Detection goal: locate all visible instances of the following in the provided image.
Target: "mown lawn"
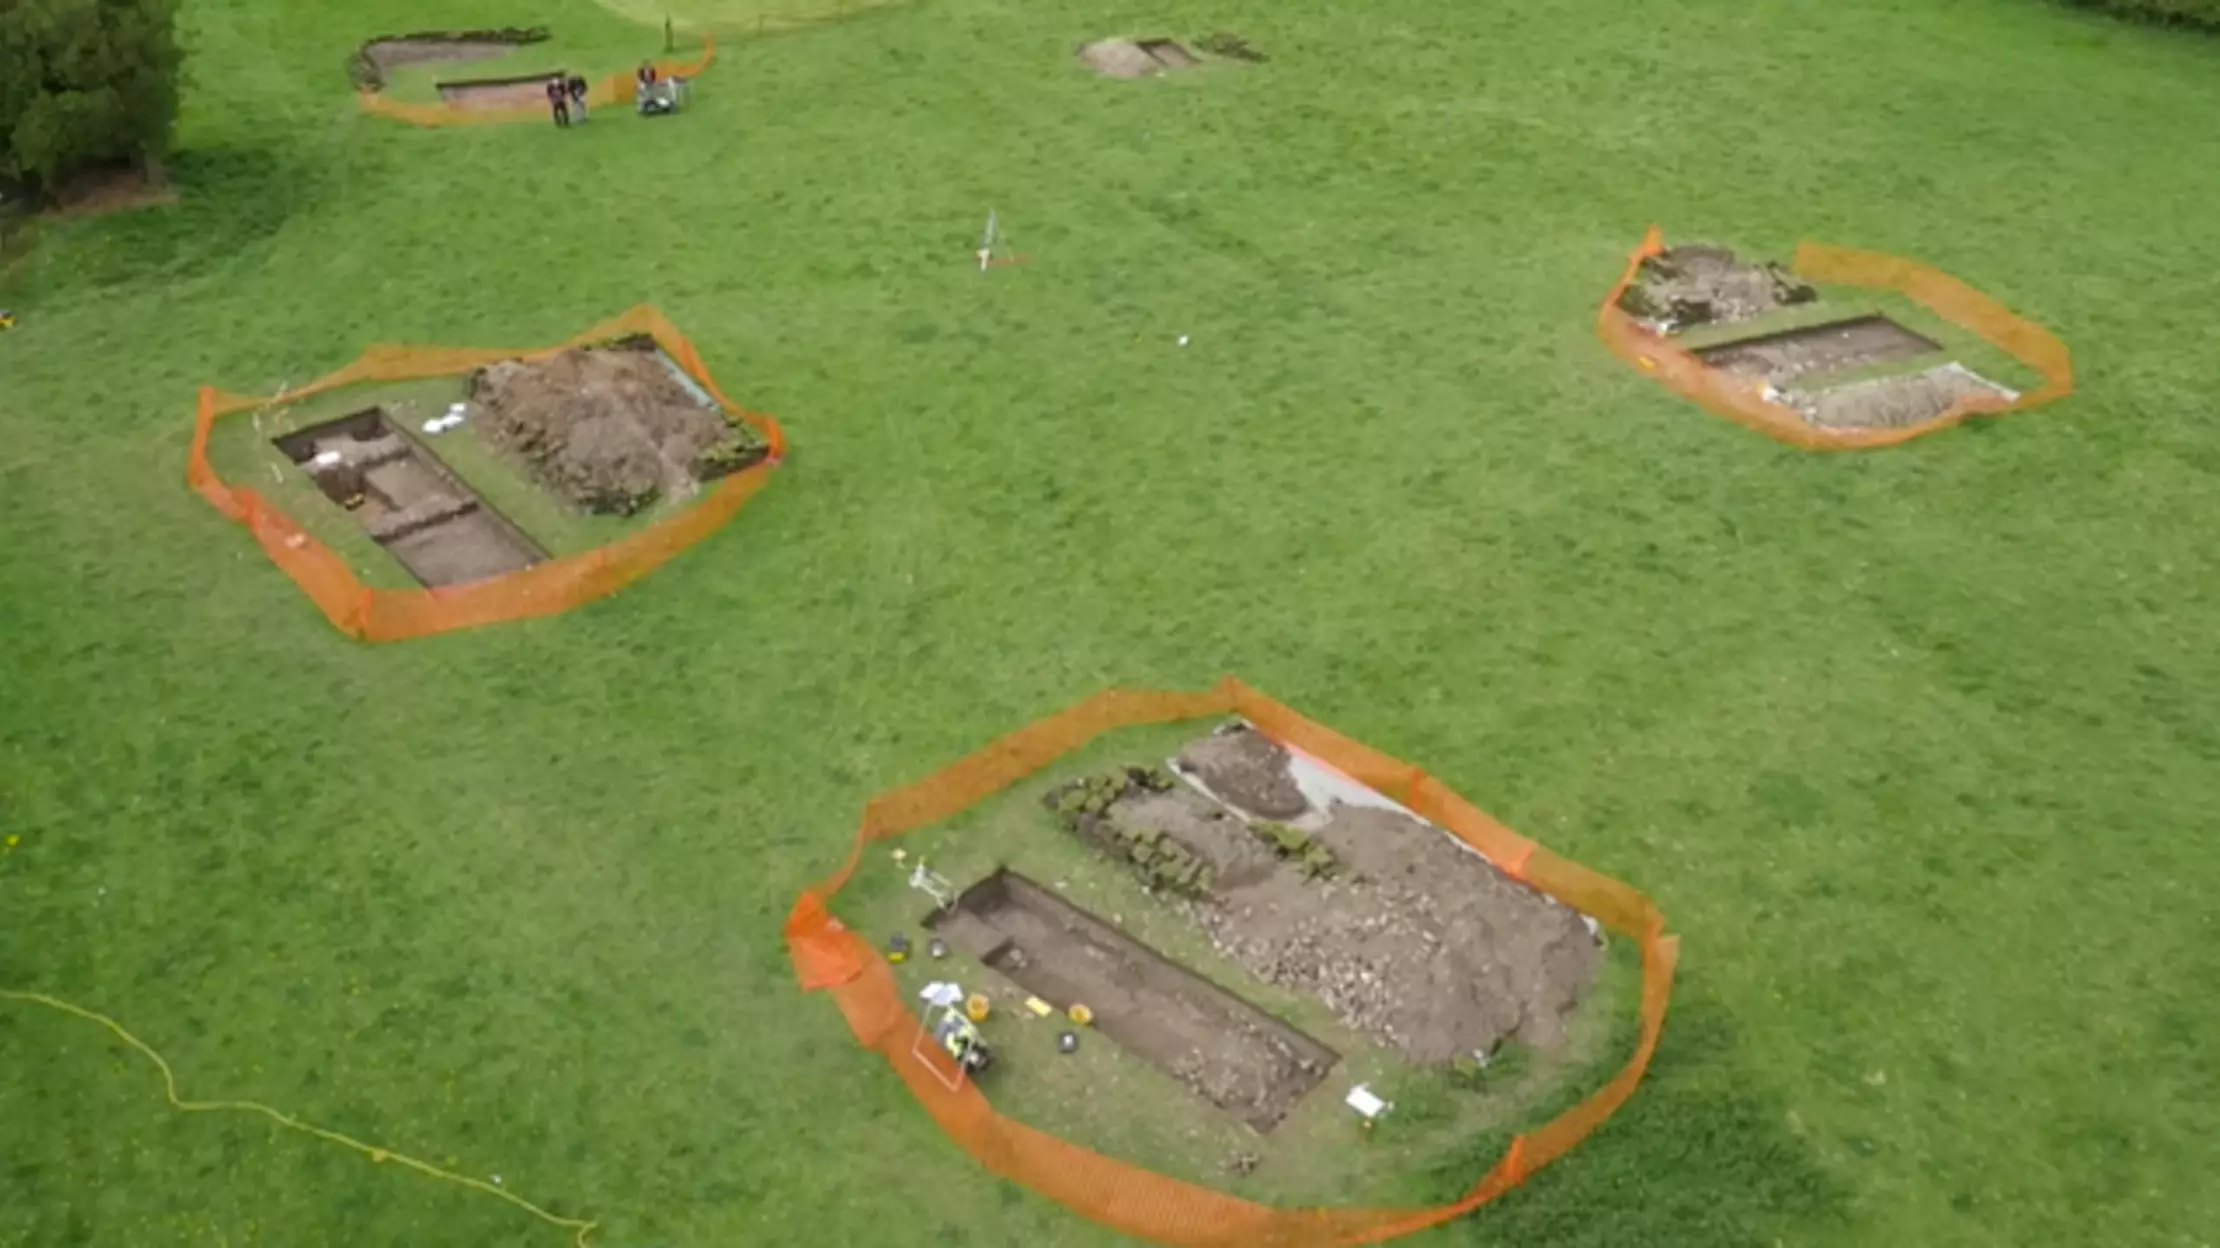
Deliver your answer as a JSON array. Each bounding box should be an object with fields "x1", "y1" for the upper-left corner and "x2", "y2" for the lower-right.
[{"x1": 3, "y1": 0, "x2": 2219, "y2": 1244}]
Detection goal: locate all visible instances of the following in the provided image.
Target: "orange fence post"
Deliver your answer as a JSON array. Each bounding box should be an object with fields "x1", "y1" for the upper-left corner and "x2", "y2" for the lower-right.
[{"x1": 785, "y1": 681, "x2": 1676, "y2": 1247}]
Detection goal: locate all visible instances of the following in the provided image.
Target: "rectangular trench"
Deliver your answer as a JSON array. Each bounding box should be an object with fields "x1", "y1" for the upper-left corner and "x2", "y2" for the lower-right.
[
  {"x1": 927, "y1": 870, "x2": 1338, "y2": 1132},
  {"x1": 1693, "y1": 313, "x2": 1941, "y2": 385},
  {"x1": 275, "y1": 408, "x2": 547, "y2": 588},
  {"x1": 436, "y1": 72, "x2": 566, "y2": 110}
]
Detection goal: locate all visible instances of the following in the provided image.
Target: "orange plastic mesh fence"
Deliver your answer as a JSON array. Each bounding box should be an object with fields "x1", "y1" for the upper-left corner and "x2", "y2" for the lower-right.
[
  {"x1": 357, "y1": 37, "x2": 714, "y2": 127},
  {"x1": 1596, "y1": 226, "x2": 2074, "y2": 451},
  {"x1": 186, "y1": 305, "x2": 785, "y2": 642},
  {"x1": 784, "y1": 678, "x2": 1678, "y2": 1248}
]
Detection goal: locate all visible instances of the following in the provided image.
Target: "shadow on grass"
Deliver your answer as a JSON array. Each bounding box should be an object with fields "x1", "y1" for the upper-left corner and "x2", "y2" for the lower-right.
[
  {"x1": 12, "y1": 143, "x2": 313, "y2": 296},
  {"x1": 1440, "y1": 991, "x2": 1854, "y2": 1247}
]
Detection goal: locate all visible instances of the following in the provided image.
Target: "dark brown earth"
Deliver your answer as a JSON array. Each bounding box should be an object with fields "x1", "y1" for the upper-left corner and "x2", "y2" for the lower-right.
[
  {"x1": 469, "y1": 341, "x2": 764, "y2": 515},
  {"x1": 1049, "y1": 737, "x2": 1601, "y2": 1065},
  {"x1": 1694, "y1": 314, "x2": 1941, "y2": 386},
  {"x1": 928, "y1": 871, "x2": 1338, "y2": 1132},
  {"x1": 276, "y1": 408, "x2": 546, "y2": 587},
  {"x1": 1789, "y1": 364, "x2": 2014, "y2": 430},
  {"x1": 1618, "y1": 243, "x2": 1817, "y2": 329},
  {"x1": 1177, "y1": 725, "x2": 1310, "y2": 820},
  {"x1": 1223, "y1": 805, "x2": 1598, "y2": 1057}
]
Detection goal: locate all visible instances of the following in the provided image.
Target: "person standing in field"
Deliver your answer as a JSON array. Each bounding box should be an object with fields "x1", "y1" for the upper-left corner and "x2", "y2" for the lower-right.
[
  {"x1": 567, "y1": 74, "x2": 590, "y2": 124},
  {"x1": 545, "y1": 75, "x2": 570, "y2": 128}
]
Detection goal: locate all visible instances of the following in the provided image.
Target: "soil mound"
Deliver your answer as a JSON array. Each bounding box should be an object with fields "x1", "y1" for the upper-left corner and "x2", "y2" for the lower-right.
[
  {"x1": 1048, "y1": 742, "x2": 1601, "y2": 1064},
  {"x1": 1184, "y1": 801, "x2": 1598, "y2": 1061},
  {"x1": 469, "y1": 341, "x2": 764, "y2": 515},
  {"x1": 1617, "y1": 243, "x2": 1816, "y2": 330},
  {"x1": 1178, "y1": 724, "x2": 1310, "y2": 820}
]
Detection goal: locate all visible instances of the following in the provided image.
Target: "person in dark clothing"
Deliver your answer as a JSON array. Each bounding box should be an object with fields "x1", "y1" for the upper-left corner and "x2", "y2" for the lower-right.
[
  {"x1": 566, "y1": 74, "x2": 590, "y2": 123},
  {"x1": 545, "y1": 76, "x2": 570, "y2": 128}
]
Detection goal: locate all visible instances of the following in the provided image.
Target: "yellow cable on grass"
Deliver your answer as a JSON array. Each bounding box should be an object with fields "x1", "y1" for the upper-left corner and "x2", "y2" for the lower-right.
[{"x1": 1, "y1": 990, "x2": 598, "y2": 1247}]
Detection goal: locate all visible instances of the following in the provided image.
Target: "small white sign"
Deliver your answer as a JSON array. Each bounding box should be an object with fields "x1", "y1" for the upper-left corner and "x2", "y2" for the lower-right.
[{"x1": 1345, "y1": 1084, "x2": 1390, "y2": 1120}]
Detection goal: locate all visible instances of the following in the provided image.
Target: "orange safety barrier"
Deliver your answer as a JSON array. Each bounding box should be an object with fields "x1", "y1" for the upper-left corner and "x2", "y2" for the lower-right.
[
  {"x1": 358, "y1": 37, "x2": 714, "y2": 127},
  {"x1": 784, "y1": 679, "x2": 1678, "y2": 1248},
  {"x1": 186, "y1": 305, "x2": 786, "y2": 642},
  {"x1": 1597, "y1": 226, "x2": 2074, "y2": 451}
]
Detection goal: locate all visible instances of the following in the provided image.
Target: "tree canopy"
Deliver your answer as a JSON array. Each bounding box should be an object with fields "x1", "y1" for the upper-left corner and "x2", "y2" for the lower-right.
[{"x1": 0, "y1": 0, "x2": 183, "y2": 197}]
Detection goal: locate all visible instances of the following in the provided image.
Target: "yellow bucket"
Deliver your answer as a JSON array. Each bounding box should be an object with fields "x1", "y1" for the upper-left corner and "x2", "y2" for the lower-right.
[{"x1": 965, "y1": 993, "x2": 991, "y2": 1023}]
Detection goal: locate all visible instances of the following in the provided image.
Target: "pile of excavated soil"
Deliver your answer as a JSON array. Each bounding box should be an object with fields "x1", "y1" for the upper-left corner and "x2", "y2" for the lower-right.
[
  {"x1": 1177, "y1": 727, "x2": 1309, "y2": 820},
  {"x1": 469, "y1": 343, "x2": 759, "y2": 515},
  {"x1": 1618, "y1": 243, "x2": 1816, "y2": 330},
  {"x1": 1049, "y1": 734, "x2": 1600, "y2": 1064}
]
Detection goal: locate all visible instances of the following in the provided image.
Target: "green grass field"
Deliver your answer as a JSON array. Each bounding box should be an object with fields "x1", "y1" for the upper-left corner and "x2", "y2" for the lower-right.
[{"x1": 4, "y1": 0, "x2": 2220, "y2": 1244}]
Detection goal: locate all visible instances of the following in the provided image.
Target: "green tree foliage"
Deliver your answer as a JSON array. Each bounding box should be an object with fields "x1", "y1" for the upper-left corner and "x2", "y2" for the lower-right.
[
  {"x1": 2070, "y1": 0, "x2": 2220, "y2": 29},
  {"x1": 0, "y1": 0, "x2": 183, "y2": 197}
]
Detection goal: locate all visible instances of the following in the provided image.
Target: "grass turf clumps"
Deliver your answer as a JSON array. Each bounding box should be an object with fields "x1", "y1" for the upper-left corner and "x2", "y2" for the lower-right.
[
  {"x1": 1248, "y1": 821, "x2": 1340, "y2": 880},
  {"x1": 1047, "y1": 766, "x2": 1215, "y2": 896}
]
